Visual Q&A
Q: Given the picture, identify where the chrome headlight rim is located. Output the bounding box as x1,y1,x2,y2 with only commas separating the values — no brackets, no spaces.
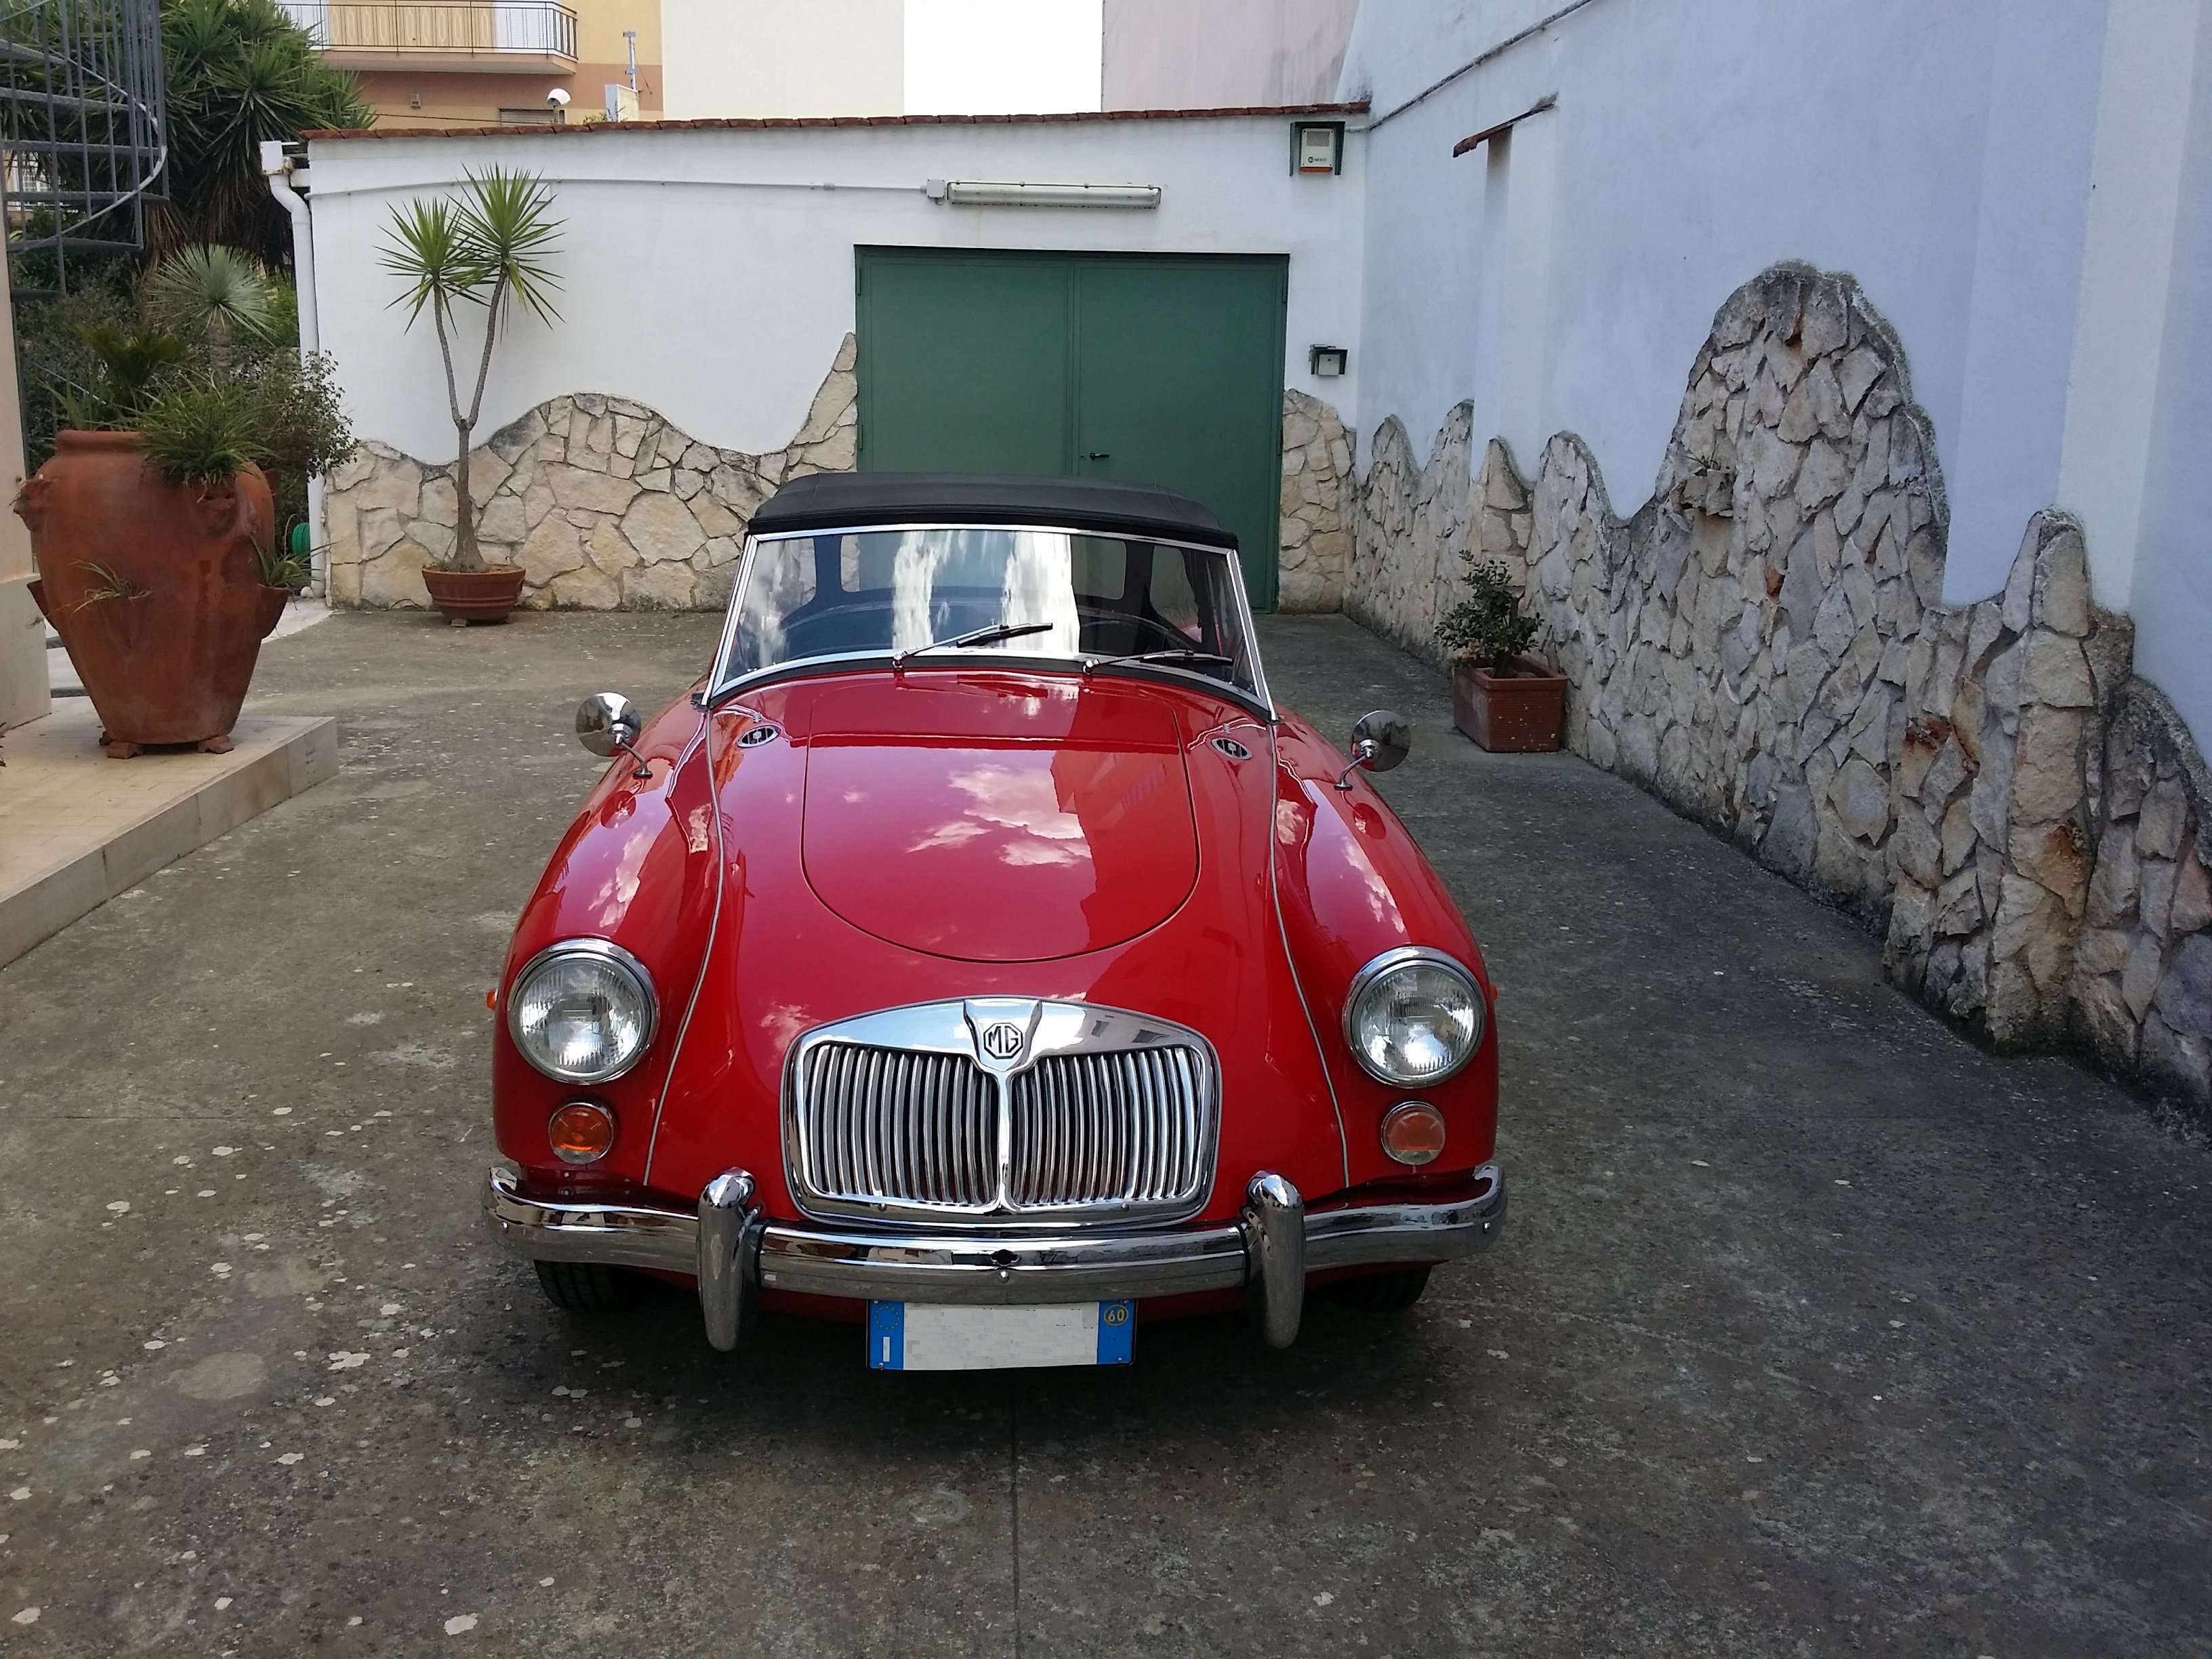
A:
506,937,659,1085
1342,945,1485,1086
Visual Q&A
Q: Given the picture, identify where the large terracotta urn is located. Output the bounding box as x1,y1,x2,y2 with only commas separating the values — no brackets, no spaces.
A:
16,431,276,757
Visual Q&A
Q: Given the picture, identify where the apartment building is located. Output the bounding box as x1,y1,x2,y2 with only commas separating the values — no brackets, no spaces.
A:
279,0,662,127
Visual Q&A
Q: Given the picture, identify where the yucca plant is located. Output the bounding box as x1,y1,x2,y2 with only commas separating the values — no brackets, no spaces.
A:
154,0,373,267
380,169,563,573
142,245,277,372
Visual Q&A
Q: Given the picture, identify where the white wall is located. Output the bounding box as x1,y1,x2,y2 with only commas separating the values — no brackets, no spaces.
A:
1341,0,2212,741
304,115,1366,461
2130,5,2212,743
1102,0,1358,109
1339,0,2114,608
661,0,903,120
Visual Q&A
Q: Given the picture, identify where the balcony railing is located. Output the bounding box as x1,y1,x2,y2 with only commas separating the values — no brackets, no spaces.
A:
278,3,578,66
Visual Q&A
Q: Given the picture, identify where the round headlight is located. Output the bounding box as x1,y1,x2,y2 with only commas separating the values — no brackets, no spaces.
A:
1344,948,1483,1085
508,941,657,1084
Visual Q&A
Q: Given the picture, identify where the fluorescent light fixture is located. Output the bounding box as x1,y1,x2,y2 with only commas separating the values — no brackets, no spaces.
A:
929,180,1162,209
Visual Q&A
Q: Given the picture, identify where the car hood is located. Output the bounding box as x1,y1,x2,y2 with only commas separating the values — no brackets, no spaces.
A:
624,669,1350,1215
798,676,1199,962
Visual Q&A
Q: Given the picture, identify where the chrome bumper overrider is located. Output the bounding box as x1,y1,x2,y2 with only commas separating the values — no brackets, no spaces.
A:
485,1163,1506,1353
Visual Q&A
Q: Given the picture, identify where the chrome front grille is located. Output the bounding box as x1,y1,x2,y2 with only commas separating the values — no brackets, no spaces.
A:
785,999,1218,1225
1008,1050,1208,1210
801,1046,998,1210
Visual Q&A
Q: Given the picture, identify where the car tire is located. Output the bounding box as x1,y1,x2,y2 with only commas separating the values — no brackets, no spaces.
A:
532,1258,640,1314
1333,1265,1432,1313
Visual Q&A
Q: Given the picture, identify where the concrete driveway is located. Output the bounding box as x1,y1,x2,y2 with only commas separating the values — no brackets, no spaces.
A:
1,613,2206,1656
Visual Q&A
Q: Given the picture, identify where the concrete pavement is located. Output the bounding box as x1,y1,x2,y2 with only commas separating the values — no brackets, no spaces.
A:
1,611,2205,1656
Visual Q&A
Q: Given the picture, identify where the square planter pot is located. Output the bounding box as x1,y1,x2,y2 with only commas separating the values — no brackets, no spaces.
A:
1452,655,1567,752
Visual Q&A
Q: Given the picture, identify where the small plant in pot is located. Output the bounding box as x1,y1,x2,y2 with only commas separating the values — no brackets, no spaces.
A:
19,359,273,756
14,249,356,757
1436,556,1566,753
381,168,563,625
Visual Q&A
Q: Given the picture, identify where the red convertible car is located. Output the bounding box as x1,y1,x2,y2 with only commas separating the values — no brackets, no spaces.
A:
485,474,1504,1370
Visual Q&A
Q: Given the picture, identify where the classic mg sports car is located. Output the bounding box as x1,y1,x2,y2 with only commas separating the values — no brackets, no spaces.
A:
485,473,1505,1370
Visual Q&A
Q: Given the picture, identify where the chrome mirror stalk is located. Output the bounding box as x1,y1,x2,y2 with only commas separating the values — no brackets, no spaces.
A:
1335,709,1412,789
577,691,651,780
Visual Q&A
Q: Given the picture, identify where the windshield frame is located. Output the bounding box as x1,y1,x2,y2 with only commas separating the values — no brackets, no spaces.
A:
699,520,1275,719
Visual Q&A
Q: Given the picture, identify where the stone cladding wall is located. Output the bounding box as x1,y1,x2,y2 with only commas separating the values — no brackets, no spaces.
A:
2072,683,2212,1101
327,339,1356,615
1351,262,2208,1109
1347,403,1475,657
1277,389,1355,613
327,337,860,611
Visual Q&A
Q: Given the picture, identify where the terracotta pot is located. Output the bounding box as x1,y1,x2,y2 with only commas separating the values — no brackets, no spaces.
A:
1452,654,1568,752
255,585,291,640
15,431,274,756
422,564,526,624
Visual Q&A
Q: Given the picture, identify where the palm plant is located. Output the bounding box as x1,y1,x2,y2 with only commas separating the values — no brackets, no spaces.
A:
381,169,562,573
156,0,373,268
52,322,192,430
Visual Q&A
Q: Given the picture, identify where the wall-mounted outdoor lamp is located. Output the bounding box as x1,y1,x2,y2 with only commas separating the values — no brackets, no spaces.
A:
923,179,1162,209
1309,345,1349,378
1292,121,1345,175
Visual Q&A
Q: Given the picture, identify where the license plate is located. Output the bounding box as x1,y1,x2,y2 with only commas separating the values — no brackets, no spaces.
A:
867,1300,1134,1371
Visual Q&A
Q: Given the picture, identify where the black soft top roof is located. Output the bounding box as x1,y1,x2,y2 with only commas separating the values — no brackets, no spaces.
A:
747,472,1237,550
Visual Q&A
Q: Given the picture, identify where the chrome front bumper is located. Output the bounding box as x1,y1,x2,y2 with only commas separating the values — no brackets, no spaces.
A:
485,1164,1506,1353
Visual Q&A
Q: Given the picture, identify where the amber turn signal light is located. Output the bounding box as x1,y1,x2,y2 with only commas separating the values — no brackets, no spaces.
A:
1380,1101,1448,1166
548,1101,616,1165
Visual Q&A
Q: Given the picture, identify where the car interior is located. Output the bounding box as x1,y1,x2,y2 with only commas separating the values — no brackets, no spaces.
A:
750,531,1237,670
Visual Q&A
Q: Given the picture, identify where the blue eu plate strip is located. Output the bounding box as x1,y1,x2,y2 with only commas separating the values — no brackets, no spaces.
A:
1097,1300,1134,1365
867,1300,905,1370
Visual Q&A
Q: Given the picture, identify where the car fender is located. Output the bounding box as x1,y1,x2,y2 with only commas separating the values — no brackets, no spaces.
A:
491,691,717,1192
1270,710,1500,1190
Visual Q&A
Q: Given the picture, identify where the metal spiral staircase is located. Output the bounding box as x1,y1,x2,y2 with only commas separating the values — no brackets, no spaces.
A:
0,0,167,298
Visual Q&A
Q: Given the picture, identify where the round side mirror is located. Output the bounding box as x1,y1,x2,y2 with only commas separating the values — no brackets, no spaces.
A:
576,691,641,759
1349,709,1412,774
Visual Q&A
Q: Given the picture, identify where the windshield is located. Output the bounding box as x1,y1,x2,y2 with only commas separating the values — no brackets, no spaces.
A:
714,527,1263,700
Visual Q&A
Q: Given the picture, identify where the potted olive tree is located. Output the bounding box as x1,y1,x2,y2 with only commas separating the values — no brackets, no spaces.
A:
381,168,562,624
14,249,354,757
1437,555,1565,752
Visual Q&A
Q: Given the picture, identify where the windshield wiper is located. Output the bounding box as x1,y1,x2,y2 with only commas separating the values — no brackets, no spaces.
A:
892,621,1054,670
1083,648,1237,678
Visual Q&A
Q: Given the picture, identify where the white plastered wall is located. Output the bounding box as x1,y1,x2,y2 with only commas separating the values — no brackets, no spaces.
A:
1339,0,2212,743
304,114,1366,462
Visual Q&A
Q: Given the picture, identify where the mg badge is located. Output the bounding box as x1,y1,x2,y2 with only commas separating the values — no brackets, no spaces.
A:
979,1021,1025,1062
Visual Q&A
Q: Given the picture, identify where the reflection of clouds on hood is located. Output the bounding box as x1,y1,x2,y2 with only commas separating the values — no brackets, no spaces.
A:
1000,839,1082,868
591,820,657,929
937,762,1088,867
907,819,988,853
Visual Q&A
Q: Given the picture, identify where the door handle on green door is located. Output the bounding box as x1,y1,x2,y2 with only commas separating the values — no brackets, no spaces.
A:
1084,452,1111,461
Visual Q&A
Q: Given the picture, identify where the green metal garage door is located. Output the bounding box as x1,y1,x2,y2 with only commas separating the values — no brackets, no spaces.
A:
855,248,1290,609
